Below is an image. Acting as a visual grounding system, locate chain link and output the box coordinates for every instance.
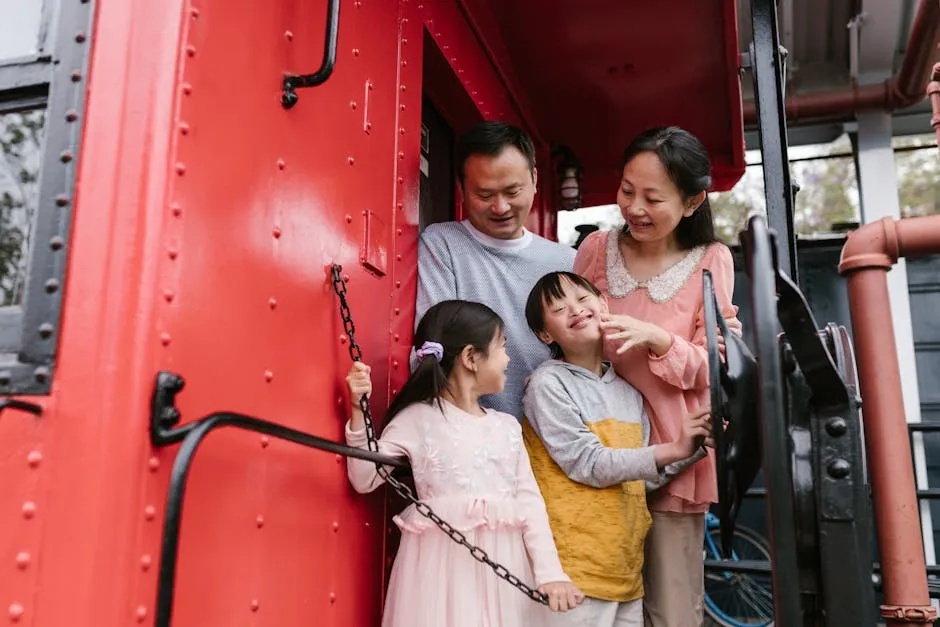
[331,265,548,605]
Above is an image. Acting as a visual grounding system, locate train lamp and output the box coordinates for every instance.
[553,145,583,211]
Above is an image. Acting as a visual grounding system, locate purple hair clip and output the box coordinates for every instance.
[415,341,444,363]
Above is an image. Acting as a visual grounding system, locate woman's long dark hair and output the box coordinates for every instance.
[621,126,718,249]
[385,300,504,423]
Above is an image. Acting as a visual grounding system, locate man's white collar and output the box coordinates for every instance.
[461,220,533,251]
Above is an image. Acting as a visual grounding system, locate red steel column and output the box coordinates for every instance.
[928,63,940,148]
[840,215,940,625]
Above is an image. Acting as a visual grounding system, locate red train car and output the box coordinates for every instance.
[0,0,800,625]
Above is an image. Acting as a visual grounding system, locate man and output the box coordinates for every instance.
[416,121,576,419]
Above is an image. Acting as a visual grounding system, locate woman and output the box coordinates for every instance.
[573,127,741,627]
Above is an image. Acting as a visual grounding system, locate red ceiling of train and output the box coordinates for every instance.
[484,0,747,204]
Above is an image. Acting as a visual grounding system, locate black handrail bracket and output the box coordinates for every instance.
[0,398,43,418]
[281,0,341,109]
[150,371,188,446]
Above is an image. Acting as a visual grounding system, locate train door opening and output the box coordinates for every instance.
[419,97,455,231]
[418,29,483,232]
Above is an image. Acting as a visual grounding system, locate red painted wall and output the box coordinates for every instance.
[1,1,552,626]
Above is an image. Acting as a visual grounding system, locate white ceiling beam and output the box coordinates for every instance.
[857,0,905,83]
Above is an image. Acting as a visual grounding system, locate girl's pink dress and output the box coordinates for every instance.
[574,230,741,512]
[346,400,567,627]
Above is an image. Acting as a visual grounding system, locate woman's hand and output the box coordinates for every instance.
[345,362,372,430]
[538,581,585,612]
[599,313,673,356]
[702,418,729,449]
[716,315,742,361]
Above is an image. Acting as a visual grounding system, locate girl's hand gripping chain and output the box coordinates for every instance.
[345,361,372,431]
[538,580,585,612]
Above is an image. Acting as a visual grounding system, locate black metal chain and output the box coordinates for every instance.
[331,264,549,605]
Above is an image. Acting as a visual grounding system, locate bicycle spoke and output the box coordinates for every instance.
[704,527,775,626]
[737,577,775,618]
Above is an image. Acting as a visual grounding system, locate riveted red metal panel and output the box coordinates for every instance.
[16,0,406,626]
[451,0,546,146]
[28,0,192,623]
[384,1,422,593]
[142,0,404,625]
[421,4,524,131]
[0,407,46,627]
[390,1,424,413]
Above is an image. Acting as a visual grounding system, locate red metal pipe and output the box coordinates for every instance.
[894,0,940,103]
[928,63,940,147]
[744,0,940,125]
[838,214,940,626]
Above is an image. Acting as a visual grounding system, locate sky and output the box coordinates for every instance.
[0,0,44,61]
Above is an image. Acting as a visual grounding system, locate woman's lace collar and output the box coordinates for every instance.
[604,229,706,303]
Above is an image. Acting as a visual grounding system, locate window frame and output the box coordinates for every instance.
[0,0,94,394]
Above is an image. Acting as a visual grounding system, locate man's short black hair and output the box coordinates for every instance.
[454,121,536,186]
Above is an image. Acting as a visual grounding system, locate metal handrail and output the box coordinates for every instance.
[148,371,406,627]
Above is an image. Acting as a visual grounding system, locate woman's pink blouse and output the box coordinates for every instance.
[574,230,741,513]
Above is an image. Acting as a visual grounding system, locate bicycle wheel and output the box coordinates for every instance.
[704,525,775,627]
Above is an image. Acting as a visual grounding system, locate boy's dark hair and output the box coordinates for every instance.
[525,272,603,358]
[454,121,537,187]
[621,126,718,250]
[385,300,504,423]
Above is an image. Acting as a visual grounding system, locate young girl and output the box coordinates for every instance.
[573,126,742,627]
[522,271,712,627]
[344,299,583,627]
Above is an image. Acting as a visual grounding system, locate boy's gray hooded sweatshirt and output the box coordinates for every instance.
[522,359,705,491]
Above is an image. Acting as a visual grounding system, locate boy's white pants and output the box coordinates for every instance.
[542,596,643,627]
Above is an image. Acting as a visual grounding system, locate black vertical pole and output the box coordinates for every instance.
[748,0,805,625]
[750,0,799,284]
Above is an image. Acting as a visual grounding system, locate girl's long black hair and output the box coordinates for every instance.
[385,300,504,423]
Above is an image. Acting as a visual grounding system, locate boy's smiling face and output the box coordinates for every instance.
[537,277,609,354]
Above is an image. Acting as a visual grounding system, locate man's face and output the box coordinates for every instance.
[459,146,537,240]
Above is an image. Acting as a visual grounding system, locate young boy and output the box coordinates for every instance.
[522,271,711,627]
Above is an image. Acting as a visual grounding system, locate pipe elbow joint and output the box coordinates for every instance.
[838,217,900,275]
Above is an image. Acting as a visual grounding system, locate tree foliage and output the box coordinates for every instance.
[895,136,940,219]
[709,133,938,246]
[0,109,44,306]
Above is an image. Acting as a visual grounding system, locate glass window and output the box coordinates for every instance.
[0,0,47,62]
[566,131,932,250]
[893,133,939,219]
[791,164,859,236]
[710,161,765,246]
[711,135,860,245]
[0,0,90,392]
[0,108,45,307]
